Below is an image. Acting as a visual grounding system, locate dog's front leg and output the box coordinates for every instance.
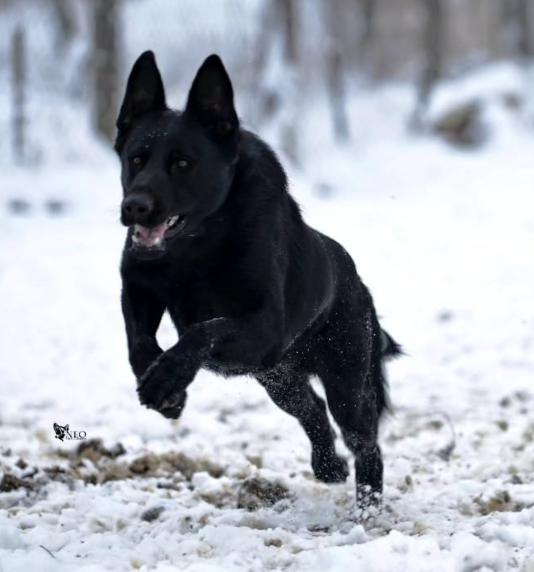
[138,315,283,415]
[121,282,165,377]
[122,283,190,419]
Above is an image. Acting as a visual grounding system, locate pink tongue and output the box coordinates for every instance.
[134,223,167,247]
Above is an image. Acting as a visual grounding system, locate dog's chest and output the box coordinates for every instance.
[160,262,254,327]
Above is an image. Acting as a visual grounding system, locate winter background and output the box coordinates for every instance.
[1,0,534,570]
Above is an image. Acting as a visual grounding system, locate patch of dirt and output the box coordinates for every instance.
[128,452,224,480]
[475,490,525,515]
[75,439,126,462]
[0,472,34,492]
[237,477,291,511]
[2,447,292,515]
[25,448,225,490]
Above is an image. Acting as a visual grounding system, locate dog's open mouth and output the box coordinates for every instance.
[132,215,186,249]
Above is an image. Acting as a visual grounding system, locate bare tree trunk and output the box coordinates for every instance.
[280,0,298,65]
[91,0,120,142]
[517,0,533,58]
[411,0,444,129]
[499,0,533,59]
[50,0,77,53]
[249,1,280,126]
[11,26,26,165]
[276,0,300,165]
[327,50,351,142]
[324,0,350,142]
[358,0,376,68]
[500,0,514,56]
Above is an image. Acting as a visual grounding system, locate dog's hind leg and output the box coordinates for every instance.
[257,368,349,483]
[316,306,387,507]
[319,361,384,507]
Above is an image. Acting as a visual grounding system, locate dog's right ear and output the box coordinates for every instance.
[116,51,166,135]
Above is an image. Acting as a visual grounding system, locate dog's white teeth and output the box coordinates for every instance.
[166,215,182,229]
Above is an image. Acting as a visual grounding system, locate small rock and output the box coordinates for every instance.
[399,474,414,493]
[247,455,263,469]
[45,199,67,216]
[436,310,454,323]
[502,91,523,111]
[7,199,31,215]
[307,525,330,533]
[433,100,486,148]
[427,419,444,430]
[264,537,283,547]
[510,474,522,485]
[141,506,165,522]
[515,390,530,402]
[496,420,508,432]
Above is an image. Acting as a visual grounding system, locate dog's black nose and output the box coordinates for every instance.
[121,193,154,224]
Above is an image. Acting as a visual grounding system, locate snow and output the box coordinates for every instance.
[1,64,534,571]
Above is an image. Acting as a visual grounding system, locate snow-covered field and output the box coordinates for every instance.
[1,67,534,571]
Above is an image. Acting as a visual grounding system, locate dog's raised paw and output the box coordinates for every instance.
[137,351,196,414]
[158,391,187,419]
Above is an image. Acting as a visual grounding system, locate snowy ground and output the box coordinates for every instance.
[1,70,534,571]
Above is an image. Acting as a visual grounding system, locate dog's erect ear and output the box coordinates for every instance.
[185,54,238,137]
[116,51,166,133]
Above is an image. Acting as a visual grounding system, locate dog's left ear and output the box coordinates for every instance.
[185,54,238,137]
[116,51,167,133]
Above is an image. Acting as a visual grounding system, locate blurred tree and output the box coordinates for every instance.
[276,0,301,165]
[249,0,280,125]
[50,0,77,54]
[358,0,376,68]
[11,26,26,165]
[517,0,533,58]
[411,0,445,129]
[91,0,121,142]
[500,0,533,58]
[324,0,350,142]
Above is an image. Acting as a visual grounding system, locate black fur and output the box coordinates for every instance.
[116,51,400,506]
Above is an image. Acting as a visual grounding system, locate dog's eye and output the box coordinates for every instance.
[130,156,143,168]
[173,158,189,170]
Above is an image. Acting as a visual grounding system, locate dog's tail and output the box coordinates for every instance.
[380,329,402,361]
[376,328,402,416]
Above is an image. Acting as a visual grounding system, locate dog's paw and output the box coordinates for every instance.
[137,352,194,414]
[311,452,349,484]
[158,391,188,420]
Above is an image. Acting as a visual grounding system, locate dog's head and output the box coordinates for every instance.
[115,52,239,257]
[53,423,69,441]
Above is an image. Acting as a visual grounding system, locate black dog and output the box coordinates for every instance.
[116,51,400,506]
